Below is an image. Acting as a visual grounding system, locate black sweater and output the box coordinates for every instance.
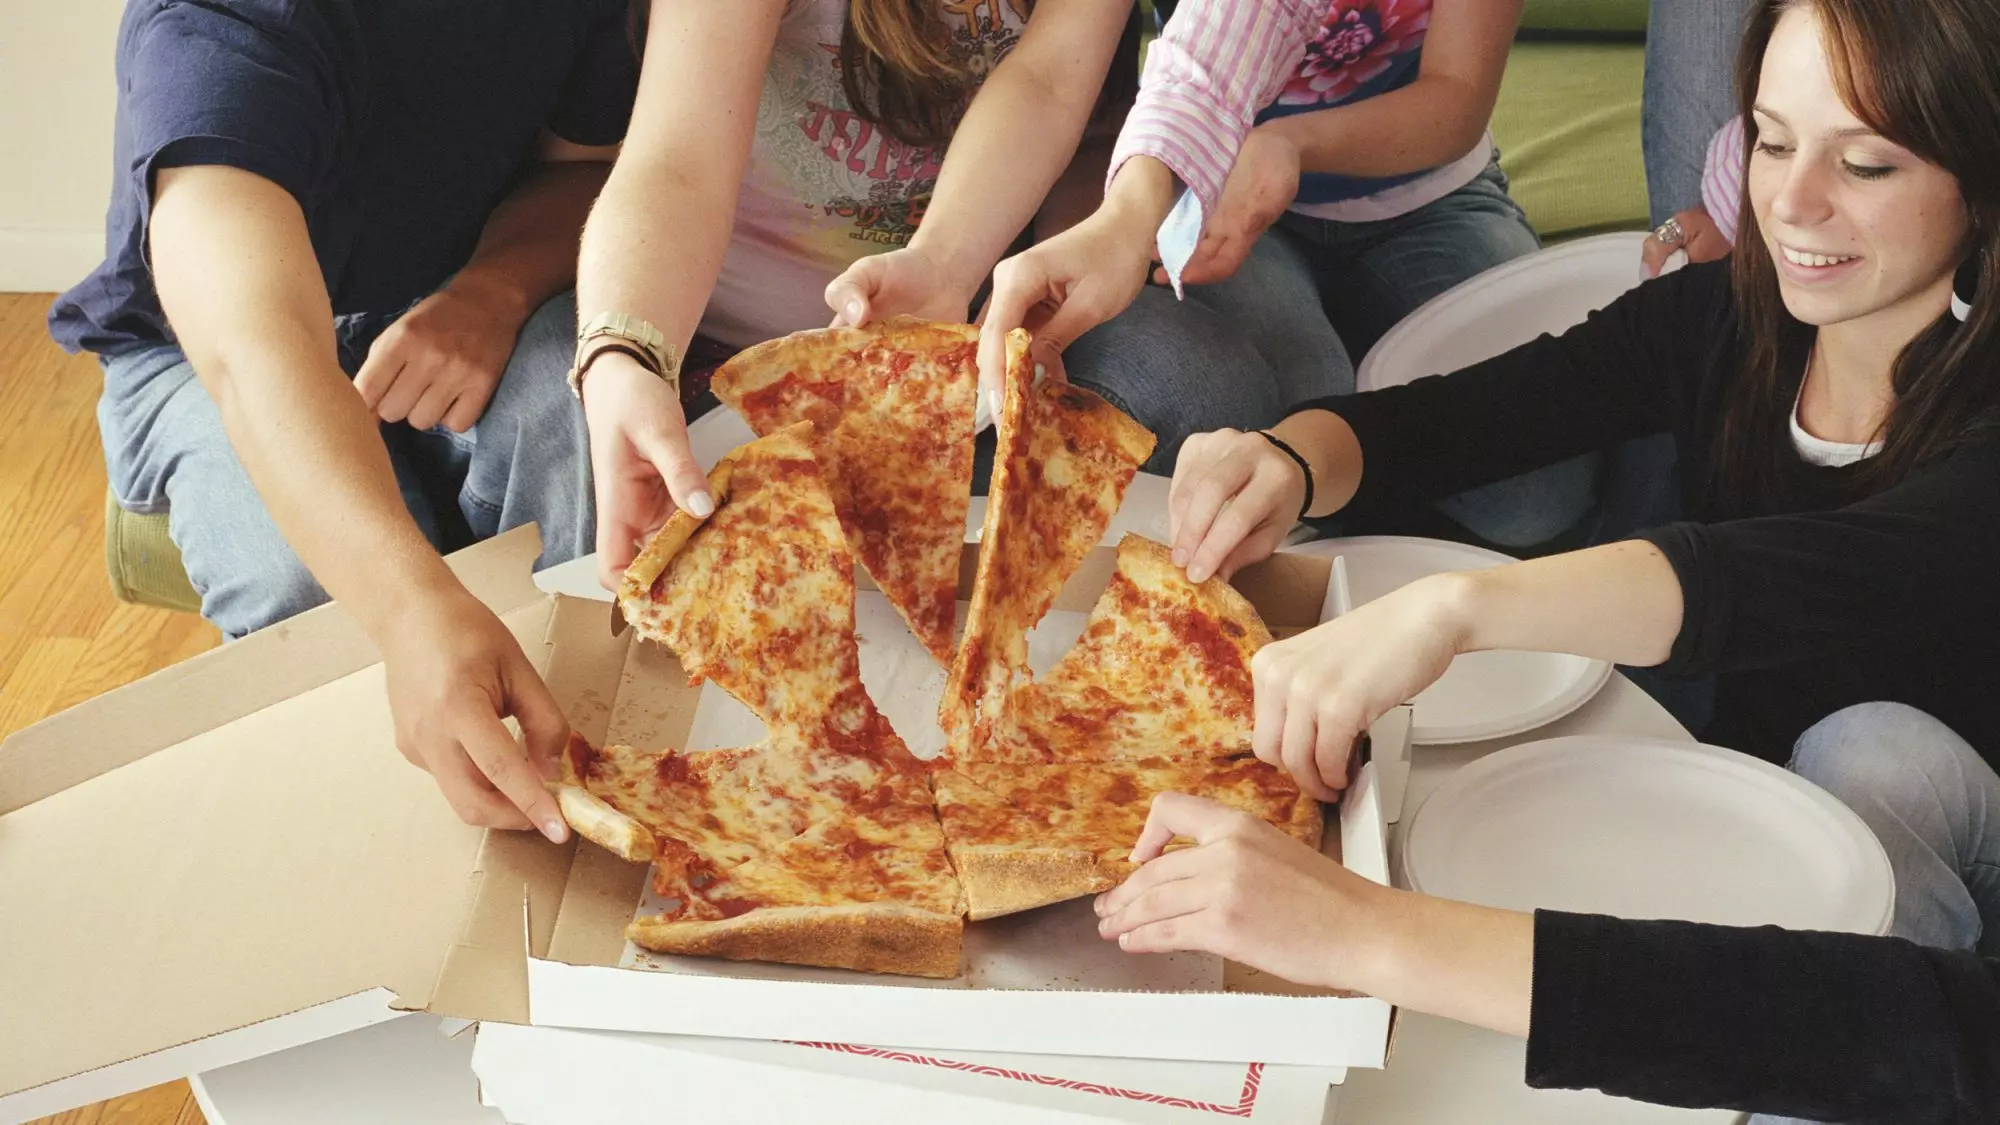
[1530,911,2000,1122]
[1302,261,2000,769]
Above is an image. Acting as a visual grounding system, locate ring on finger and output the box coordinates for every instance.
[1651,216,1686,249]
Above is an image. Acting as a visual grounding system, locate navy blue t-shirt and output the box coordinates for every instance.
[50,0,639,356]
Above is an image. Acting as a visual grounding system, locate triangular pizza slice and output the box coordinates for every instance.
[617,422,907,759]
[553,734,965,979]
[980,534,1271,763]
[931,755,1321,920]
[713,319,979,665]
[939,331,1156,747]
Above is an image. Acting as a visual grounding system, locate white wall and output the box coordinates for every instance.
[1,0,123,293]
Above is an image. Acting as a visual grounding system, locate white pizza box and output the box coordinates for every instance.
[0,526,1392,1122]
[471,1023,1346,1125]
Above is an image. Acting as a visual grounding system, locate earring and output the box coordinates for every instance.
[1953,255,1979,322]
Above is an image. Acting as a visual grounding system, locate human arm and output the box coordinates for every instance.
[1100,795,2000,1124]
[1243,540,1682,799]
[355,133,617,432]
[1259,0,1520,178]
[824,0,1132,328]
[149,164,570,840]
[975,0,1323,400]
[574,0,786,586]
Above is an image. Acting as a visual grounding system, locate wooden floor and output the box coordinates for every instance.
[0,291,216,1124]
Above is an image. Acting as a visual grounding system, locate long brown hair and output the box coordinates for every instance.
[1716,0,2000,512]
[632,1,1136,152]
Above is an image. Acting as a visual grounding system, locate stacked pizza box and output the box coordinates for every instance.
[0,325,1396,1124]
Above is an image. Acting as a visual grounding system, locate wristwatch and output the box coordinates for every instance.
[567,312,679,402]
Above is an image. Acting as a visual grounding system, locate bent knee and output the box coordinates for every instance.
[1790,702,1975,806]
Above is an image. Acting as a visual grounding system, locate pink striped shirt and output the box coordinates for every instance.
[1702,115,1746,246]
[1107,0,1329,218]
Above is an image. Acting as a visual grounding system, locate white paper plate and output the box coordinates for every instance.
[1357,232,1651,392]
[1403,736,1896,936]
[1281,536,1611,744]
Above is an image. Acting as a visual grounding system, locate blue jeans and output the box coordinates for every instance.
[1789,703,2000,954]
[98,290,593,639]
[1643,0,1757,224]
[1064,157,1597,549]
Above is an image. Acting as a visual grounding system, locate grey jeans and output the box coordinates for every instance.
[98,290,593,639]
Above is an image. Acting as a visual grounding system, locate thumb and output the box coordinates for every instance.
[1130,792,1239,862]
[825,262,879,328]
[506,654,572,784]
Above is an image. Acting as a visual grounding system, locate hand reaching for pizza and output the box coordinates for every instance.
[824,247,974,328]
[979,201,1159,420]
[1094,793,1385,989]
[579,351,714,589]
[1250,574,1470,799]
[379,587,572,841]
[1168,428,1308,584]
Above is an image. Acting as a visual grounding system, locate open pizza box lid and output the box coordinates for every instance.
[0,526,1395,1121]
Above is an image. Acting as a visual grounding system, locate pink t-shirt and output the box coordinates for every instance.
[700,0,1030,349]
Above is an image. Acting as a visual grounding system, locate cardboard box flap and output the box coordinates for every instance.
[0,527,549,816]
[0,586,564,1104]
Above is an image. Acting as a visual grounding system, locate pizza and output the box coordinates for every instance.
[559,326,1327,981]
[932,755,1322,920]
[979,534,1271,763]
[940,329,1157,748]
[616,421,904,756]
[556,735,965,979]
[712,319,979,665]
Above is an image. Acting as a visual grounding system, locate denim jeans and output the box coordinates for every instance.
[1644,0,1758,224]
[1064,158,1597,548]
[98,290,593,638]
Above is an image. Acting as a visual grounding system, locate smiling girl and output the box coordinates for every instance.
[1126,1,2000,1113]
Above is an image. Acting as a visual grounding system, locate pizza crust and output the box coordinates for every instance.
[551,782,656,863]
[628,902,965,979]
[947,845,1121,921]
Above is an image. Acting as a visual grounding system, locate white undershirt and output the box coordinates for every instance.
[1790,351,1884,467]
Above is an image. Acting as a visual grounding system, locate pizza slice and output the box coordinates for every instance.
[616,422,908,760]
[553,734,966,979]
[932,756,1322,920]
[979,534,1272,763]
[627,817,966,979]
[713,319,979,665]
[940,331,1156,746]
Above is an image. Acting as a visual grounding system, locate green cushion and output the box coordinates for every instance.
[1490,40,1649,241]
[1519,0,1649,33]
[104,489,202,614]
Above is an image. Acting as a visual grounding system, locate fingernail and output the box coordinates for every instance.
[1187,565,1209,583]
[1172,548,1189,567]
[687,491,715,518]
[541,817,570,844]
[987,386,1002,420]
[846,299,864,324]
[1033,362,1046,381]
[1117,932,1131,948]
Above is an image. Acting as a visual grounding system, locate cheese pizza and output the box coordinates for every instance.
[712,319,979,664]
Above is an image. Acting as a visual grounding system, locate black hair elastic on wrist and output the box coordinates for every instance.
[1255,430,1315,521]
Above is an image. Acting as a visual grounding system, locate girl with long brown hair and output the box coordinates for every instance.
[1094,0,2000,1116]
[567,0,1133,586]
